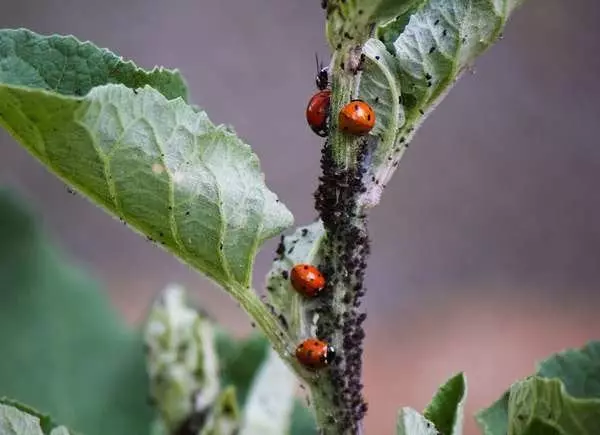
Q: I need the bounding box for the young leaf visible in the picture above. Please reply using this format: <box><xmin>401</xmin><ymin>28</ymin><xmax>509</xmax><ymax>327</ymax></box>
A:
<box><xmin>508</xmin><ymin>377</ymin><xmax>600</xmax><ymax>435</ymax></box>
<box><xmin>265</xmin><ymin>220</ymin><xmax>325</xmax><ymax>341</ymax></box>
<box><xmin>0</xmin><ymin>400</ymin><xmax>73</xmax><ymax>435</ymax></box>
<box><xmin>358</xmin><ymin>0</ymin><xmax>526</xmax><ymax>206</ymax></box>
<box><xmin>239</xmin><ymin>349</ymin><xmax>297</xmax><ymax>435</ymax></box>
<box><xmin>396</xmin><ymin>407</ymin><xmax>439</xmax><ymax>435</ymax></box>
<box><xmin>325</xmin><ymin>0</ymin><xmax>425</xmax><ymax>48</ymax></box>
<box><xmin>144</xmin><ymin>284</ymin><xmax>220</xmax><ymax>432</ymax></box>
<box><xmin>0</xmin><ymin>190</ymin><xmax>151</xmax><ymax>435</ymax></box>
<box><xmin>0</xmin><ymin>29</ymin><xmax>293</xmax><ymax>292</ymax></box>
<box><xmin>423</xmin><ymin>373</ymin><xmax>466</xmax><ymax>435</ymax></box>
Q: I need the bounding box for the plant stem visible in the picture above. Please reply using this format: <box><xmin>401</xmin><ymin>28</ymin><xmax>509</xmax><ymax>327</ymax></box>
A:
<box><xmin>310</xmin><ymin>46</ymin><xmax>372</xmax><ymax>435</ymax></box>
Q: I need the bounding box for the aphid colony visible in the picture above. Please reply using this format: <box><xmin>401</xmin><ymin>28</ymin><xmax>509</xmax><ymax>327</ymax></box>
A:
<box><xmin>305</xmin><ymin>57</ymin><xmax>375</xmax><ymax>138</ymax></box>
<box><xmin>294</xmin><ymin>57</ymin><xmax>374</xmax><ymax>370</ymax></box>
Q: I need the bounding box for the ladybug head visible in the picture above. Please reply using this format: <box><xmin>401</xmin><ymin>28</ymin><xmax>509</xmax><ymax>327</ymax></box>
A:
<box><xmin>324</xmin><ymin>344</ymin><xmax>336</xmax><ymax>365</ymax></box>
<box><xmin>315</xmin><ymin>53</ymin><xmax>329</xmax><ymax>90</ymax></box>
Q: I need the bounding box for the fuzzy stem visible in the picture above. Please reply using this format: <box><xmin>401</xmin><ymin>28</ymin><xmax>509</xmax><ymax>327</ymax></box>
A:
<box><xmin>310</xmin><ymin>45</ymin><xmax>372</xmax><ymax>435</ymax></box>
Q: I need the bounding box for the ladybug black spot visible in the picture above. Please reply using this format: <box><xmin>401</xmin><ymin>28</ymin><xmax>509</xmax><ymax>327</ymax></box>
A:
<box><xmin>354</xmin><ymin>104</ymin><xmax>360</xmax><ymax>111</ymax></box>
<box><xmin>304</xmin><ymin>265</ymin><xmax>309</xmax><ymax>270</ymax></box>
<box><xmin>367</xmin><ymin>114</ymin><xmax>371</xmax><ymax>121</ymax></box>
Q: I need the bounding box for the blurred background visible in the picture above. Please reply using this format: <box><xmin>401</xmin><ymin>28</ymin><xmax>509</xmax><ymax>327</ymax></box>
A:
<box><xmin>1</xmin><ymin>0</ymin><xmax>599</xmax><ymax>433</ymax></box>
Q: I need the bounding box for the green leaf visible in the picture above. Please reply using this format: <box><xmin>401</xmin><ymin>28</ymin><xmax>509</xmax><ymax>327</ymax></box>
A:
<box><xmin>0</xmin><ymin>190</ymin><xmax>152</xmax><ymax>435</ymax></box>
<box><xmin>0</xmin><ymin>29</ymin><xmax>187</xmax><ymax>101</ymax></box>
<box><xmin>215</xmin><ymin>332</ymin><xmax>270</xmax><ymax>407</ymax></box>
<box><xmin>423</xmin><ymin>373</ymin><xmax>466</xmax><ymax>435</ymax></box>
<box><xmin>477</xmin><ymin>342</ymin><xmax>600</xmax><ymax>435</ymax></box>
<box><xmin>144</xmin><ymin>284</ymin><xmax>221</xmax><ymax>432</ymax></box>
<box><xmin>0</xmin><ymin>28</ymin><xmax>293</xmax><ymax>291</ymax></box>
<box><xmin>0</xmin><ymin>399</ymin><xmax>72</xmax><ymax>435</ymax></box>
<box><xmin>536</xmin><ymin>341</ymin><xmax>600</xmax><ymax>400</ymax></box>
<box><xmin>239</xmin><ymin>350</ymin><xmax>297</xmax><ymax>435</ymax></box>
<box><xmin>475</xmin><ymin>392</ymin><xmax>510</xmax><ymax>435</ymax></box>
<box><xmin>508</xmin><ymin>377</ymin><xmax>600</xmax><ymax>435</ymax></box>
<box><xmin>0</xmin><ymin>400</ymin><xmax>74</xmax><ymax>435</ymax></box>
<box><xmin>358</xmin><ymin>0</ymin><xmax>525</xmax><ymax>205</ymax></box>
<box><xmin>265</xmin><ymin>220</ymin><xmax>325</xmax><ymax>341</ymax></box>
<box><xmin>396</xmin><ymin>407</ymin><xmax>439</xmax><ymax>435</ymax></box>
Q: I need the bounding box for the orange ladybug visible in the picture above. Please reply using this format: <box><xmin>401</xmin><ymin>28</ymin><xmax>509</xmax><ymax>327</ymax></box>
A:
<box><xmin>306</xmin><ymin>90</ymin><xmax>331</xmax><ymax>137</ymax></box>
<box><xmin>295</xmin><ymin>338</ymin><xmax>335</xmax><ymax>369</ymax></box>
<box><xmin>338</xmin><ymin>99</ymin><xmax>375</xmax><ymax>135</ymax></box>
<box><xmin>290</xmin><ymin>264</ymin><xmax>326</xmax><ymax>297</ymax></box>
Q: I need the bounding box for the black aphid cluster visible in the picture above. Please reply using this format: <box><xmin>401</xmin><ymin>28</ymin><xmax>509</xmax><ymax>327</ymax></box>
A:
<box><xmin>313</xmin><ymin>138</ymin><xmax>371</xmax><ymax>433</ymax></box>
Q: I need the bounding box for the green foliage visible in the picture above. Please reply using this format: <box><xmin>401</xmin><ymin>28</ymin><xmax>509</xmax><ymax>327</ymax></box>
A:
<box><xmin>0</xmin><ymin>399</ymin><xmax>73</xmax><ymax>435</ymax></box>
<box><xmin>0</xmin><ymin>400</ymin><xmax>72</xmax><ymax>435</ymax></box>
<box><xmin>423</xmin><ymin>373</ymin><xmax>466</xmax><ymax>435</ymax></box>
<box><xmin>477</xmin><ymin>342</ymin><xmax>600</xmax><ymax>435</ymax></box>
<box><xmin>396</xmin><ymin>373</ymin><xmax>466</xmax><ymax>435</ymax></box>
<box><xmin>0</xmin><ymin>190</ymin><xmax>152</xmax><ymax>435</ymax></box>
<box><xmin>0</xmin><ymin>28</ymin><xmax>293</xmax><ymax>293</ymax></box>
<box><xmin>357</xmin><ymin>0</ymin><xmax>526</xmax><ymax>205</ymax></box>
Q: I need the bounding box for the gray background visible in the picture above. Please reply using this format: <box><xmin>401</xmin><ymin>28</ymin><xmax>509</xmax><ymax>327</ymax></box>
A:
<box><xmin>1</xmin><ymin>0</ymin><xmax>599</xmax><ymax>433</ymax></box>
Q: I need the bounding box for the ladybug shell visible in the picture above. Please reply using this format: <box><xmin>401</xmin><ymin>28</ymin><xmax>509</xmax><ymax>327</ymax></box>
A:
<box><xmin>306</xmin><ymin>90</ymin><xmax>331</xmax><ymax>137</ymax></box>
<box><xmin>338</xmin><ymin>99</ymin><xmax>376</xmax><ymax>136</ymax></box>
<box><xmin>295</xmin><ymin>338</ymin><xmax>335</xmax><ymax>370</ymax></box>
<box><xmin>290</xmin><ymin>264</ymin><xmax>325</xmax><ymax>297</ymax></box>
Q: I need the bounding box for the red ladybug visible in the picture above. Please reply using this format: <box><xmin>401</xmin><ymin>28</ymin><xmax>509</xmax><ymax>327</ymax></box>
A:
<box><xmin>295</xmin><ymin>338</ymin><xmax>335</xmax><ymax>369</ymax></box>
<box><xmin>306</xmin><ymin>90</ymin><xmax>331</xmax><ymax>137</ymax></box>
<box><xmin>339</xmin><ymin>99</ymin><xmax>376</xmax><ymax>135</ymax></box>
<box><xmin>290</xmin><ymin>264</ymin><xmax>326</xmax><ymax>297</ymax></box>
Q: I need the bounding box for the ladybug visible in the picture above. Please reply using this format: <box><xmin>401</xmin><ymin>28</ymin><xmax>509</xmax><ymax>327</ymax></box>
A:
<box><xmin>338</xmin><ymin>99</ymin><xmax>376</xmax><ymax>136</ymax></box>
<box><xmin>290</xmin><ymin>264</ymin><xmax>326</xmax><ymax>297</ymax></box>
<box><xmin>295</xmin><ymin>338</ymin><xmax>335</xmax><ymax>370</ymax></box>
<box><xmin>306</xmin><ymin>90</ymin><xmax>331</xmax><ymax>137</ymax></box>
<box><xmin>315</xmin><ymin>53</ymin><xmax>329</xmax><ymax>90</ymax></box>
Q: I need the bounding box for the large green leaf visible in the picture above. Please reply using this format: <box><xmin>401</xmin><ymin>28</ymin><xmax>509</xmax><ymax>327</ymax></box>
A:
<box><xmin>0</xmin><ymin>400</ymin><xmax>73</xmax><ymax>435</ymax></box>
<box><xmin>423</xmin><ymin>373</ymin><xmax>466</xmax><ymax>435</ymax></box>
<box><xmin>0</xmin><ymin>28</ymin><xmax>293</xmax><ymax>291</ymax></box>
<box><xmin>358</xmin><ymin>0</ymin><xmax>525</xmax><ymax>206</ymax></box>
<box><xmin>0</xmin><ymin>190</ymin><xmax>152</xmax><ymax>435</ymax></box>
<box><xmin>477</xmin><ymin>342</ymin><xmax>600</xmax><ymax>435</ymax></box>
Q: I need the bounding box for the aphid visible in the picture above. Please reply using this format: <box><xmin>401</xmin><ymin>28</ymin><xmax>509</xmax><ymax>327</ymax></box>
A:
<box><xmin>306</xmin><ymin>90</ymin><xmax>331</xmax><ymax>137</ymax></box>
<box><xmin>295</xmin><ymin>338</ymin><xmax>335</xmax><ymax>369</ymax></box>
<box><xmin>338</xmin><ymin>99</ymin><xmax>375</xmax><ymax>135</ymax></box>
<box><xmin>315</xmin><ymin>53</ymin><xmax>329</xmax><ymax>90</ymax></box>
<box><xmin>290</xmin><ymin>264</ymin><xmax>326</xmax><ymax>297</ymax></box>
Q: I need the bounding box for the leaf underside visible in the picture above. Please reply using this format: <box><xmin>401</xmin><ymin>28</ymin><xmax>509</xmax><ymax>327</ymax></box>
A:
<box><xmin>0</xmin><ymin>28</ymin><xmax>293</xmax><ymax>291</ymax></box>
<box><xmin>355</xmin><ymin>0</ymin><xmax>526</xmax><ymax>203</ymax></box>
